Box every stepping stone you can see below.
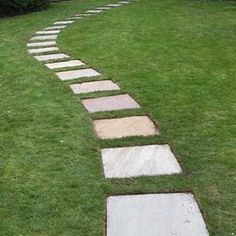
[53,21,74,25]
[45,26,67,30]
[93,116,159,139]
[28,47,59,54]
[107,193,209,236]
[35,30,60,35]
[96,7,112,10]
[69,80,120,94]
[106,4,121,7]
[45,60,84,69]
[86,10,103,13]
[56,68,101,81]
[30,35,57,41]
[27,41,56,48]
[101,144,182,178]
[75,14,92,17]
[118,1,130,3]
[82,94,140,113]
[34,53,70,62]
[67,17,82,20]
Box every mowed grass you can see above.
[0,0,235,235]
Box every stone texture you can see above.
[75,14,92,17]
[53,21,74,25]
[27,41,56,48]
[28,47,59,54]
[30,35,57,41]
[67,17,82,20]
[82,94,140,113]
[45,26,67,30]
[96,7,112,10]
[93,116,159,139]
[101,144,182,178]
[107,193,209,236]
[34,53,70,62]
[45,60,84,69]
[69,80,120,94]
[56,68,101,81]
[35,30,60,35]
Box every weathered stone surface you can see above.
[28,47,59,54]
[69,80,120,94]
[107,193,209,236]
[96,7,112,10]
[56,68,101,81]
[53,21,74,25]
[93,116,159,139]
[101,144,182,178]
[27,41,56,48]
[35,30,60,35]
[82,94,140,113]
[45,26,67,30]
[34,53,70,62]
[30,35,57,41]
[67,17,82,20]
[75,14,92,17]
[45,60,84,69]
[106,4,121,7]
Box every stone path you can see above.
[27,1,209,235]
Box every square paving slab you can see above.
[28,47,59,54]
[93,116,159,139]
[30,35,57,41]
[107,193,209,236]
[82,94,140,113]
[34,53,70,62]
[56,68,101,81]
[27,41,56,48]
[35,30,60,35]
[69,80,120,94]
[45,26,67,30]
[101,144,182,178]
[53,21,74,25]
[45,60,84,69]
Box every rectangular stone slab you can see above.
[45,26,67,30]
[82,94,140,113]
[106,4,121,7]
[86,10,103,13]
[27,41,56,48]
[107,193,209,236]
[96,7,112,10]
[53,21,74,25]
[34,53,70,62]
[101,144,182,178]
[45,60,84,69]
[69,80,120,94]
[30,35,57,41]
[56,68,101,81]
[28,47,59,54]
[93,116,159,139]
[35,30,60,35]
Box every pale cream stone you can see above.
[45,60,84,69]
[35,30,60,35]
[101,144,182,178]
[27,41,56,48]
[34,53,70,62]
[53,21,74,25]
[30,35,57,41]
[93,116,159,139]
[28,47,59,54]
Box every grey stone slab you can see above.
[75,14,92,17]
[101,144,182,178]
[67,17,82,20]
[28,47,59,54]
[45,60,84,69]
[107,193,209,236]
[82,94,140,113]
[34,53,70,62]
[35,30,60,35]
[30,35,57,41]
[96,7,112,10]
[45,26,67,30]
[106,3,121,7]
[53,21,74,25]
[27,41,56,48]
[56,68,101,81]
[69,80,120,94]
[86,10,103,13]
[93,116,159,139]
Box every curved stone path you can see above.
[27,1,209,235]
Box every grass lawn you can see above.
[0,0,235,235]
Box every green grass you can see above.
[0,0,235,235]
